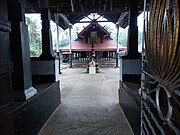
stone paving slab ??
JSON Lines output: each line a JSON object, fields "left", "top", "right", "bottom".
{"left": 38, "top": 68, "right": 133, "bottom": 135}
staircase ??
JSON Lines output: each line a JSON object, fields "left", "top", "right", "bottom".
{"left": 73, "top": 61, "right": 88, "bottom": 68}
{"left": 99, "top": 59, "right": 116, "bottom": 68}
{"left": 72, "top": 59, "right": 116, "bottom": 68}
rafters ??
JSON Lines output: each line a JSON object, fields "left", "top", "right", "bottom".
{"left": 26, "top": 0, "right": 144, "bottom": 29}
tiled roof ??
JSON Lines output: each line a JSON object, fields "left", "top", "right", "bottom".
{"left": 60, "top": 38, "right": 127, "bottom": 52}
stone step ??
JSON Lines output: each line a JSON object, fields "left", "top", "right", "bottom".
{"left": 99, "top": 63, "right": 116, "bottom": 68}
{"left": 72, "top": 61, "right": 116, "bottom": 68}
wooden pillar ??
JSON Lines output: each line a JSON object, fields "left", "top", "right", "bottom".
{"left": 119, "top": 0, "right": 142, "bottom": 95}
{"left": 69, "top": 24, "right": 73, "bottom": 68}
{"left": 127, "top": 0, "right": 141, "bottom": 58}
{"left": 7, "top": 0, "right": 37, "bottom": 101}
{"left": 116, "top": 23, "right": 120, "bottom": 67}
{"left": 119, "top": 0, "right": 142, "bottom": 83}
{"left": 40, "top": 8, "right": 54, "bottom": 58}
{"left": 55, "top": 14, "right": 61, "bottom": 74}
{"left": 31, "top": 8, "right": 59, "bottom": 84}
{"left": 0, "top": 0, "right": 15, "bottom": 134}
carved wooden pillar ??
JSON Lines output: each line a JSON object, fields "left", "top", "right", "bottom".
{"left": 0, "top": 0, "right": 15, "bottom": 134}
{"left": 40, "top": 8, "right": 54, "bottom": 59}
{"left": 7, "top": 0, "right": 37, "bottom": 101}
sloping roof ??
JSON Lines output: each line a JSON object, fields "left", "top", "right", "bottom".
{"left": 78, "top": 22, "right": 110, "bottom": 38}
{"left": 60, "top": 38, "right": 127, "bottom": 52}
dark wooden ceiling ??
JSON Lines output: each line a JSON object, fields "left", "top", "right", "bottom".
{"left": 26, "top": 0, "right": 144, "bottom": 29}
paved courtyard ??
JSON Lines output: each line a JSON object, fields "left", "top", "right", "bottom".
{"left": 38, "top": 68, "right": 133, "bottom": 135}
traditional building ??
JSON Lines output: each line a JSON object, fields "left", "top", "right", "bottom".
{"left": 60, "top": 20, "right": 126, "bottom": 63}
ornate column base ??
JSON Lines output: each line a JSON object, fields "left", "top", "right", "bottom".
{"left": 13, "top": 87, "right": 37, "bottom": 101}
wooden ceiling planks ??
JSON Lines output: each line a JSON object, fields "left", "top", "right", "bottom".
{"left": 26, "top": 0, "right": 143, "bottom": 29}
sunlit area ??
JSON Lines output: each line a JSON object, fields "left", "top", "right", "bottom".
{"left": 137, "top": 12, "right": 144, "bottom": 52}
{"left": 25, "top": 12, "right": 144, "bottom": 57}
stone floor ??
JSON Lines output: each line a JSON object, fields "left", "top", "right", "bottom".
{"left": 38, "top": 68, "right": 133, "bottom": 135}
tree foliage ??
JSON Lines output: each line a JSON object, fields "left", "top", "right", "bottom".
{"left": 138, "top": 31, "right": 143, "bottom": 45}
{"left": 104, "top": 25, "right": 111, "bottom": 32}
{"left": 26, "top": 16, "right": 42, "bottom": 57}
{"left": 110, "top": 27, "right": 143, "bottom": 47}
{"left": 59, "top": 29, "right": 70, "bottom": 47}
{"left": 119, "top": 29, "right": 128, "bottom": 47}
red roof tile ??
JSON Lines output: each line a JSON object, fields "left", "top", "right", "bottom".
{"left": 60, "top": 38, "right": 127, "bottom": 52}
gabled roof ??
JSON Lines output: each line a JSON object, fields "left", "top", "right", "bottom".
{"left": 78, "top": 21, "right": 110, "bottom": 38}
{"left": 60, "top": 22, "right": 126, "bottom": 52}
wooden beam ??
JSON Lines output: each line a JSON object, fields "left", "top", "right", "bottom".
{"left": 104, "top": 13, "right": 117, "bottom": 22}
{"left": 71, "top": 16, "right": 85, "bottom": 24}
{"left": 38, "top": 0, "right": 49, "bottom": 7}
{"left": 104, "top": 0, "right": 107, "bottom": 11}
{"left": 109, "top": 0, "right": 112, "bottom": 11}
{"left": 85, "top": 15, "right": 93, "bottom": 21}
{"left": 117, "top": 12, "right": 129, "bottom": 28}
{"left": 74, "top": 9, "right": 121, "bottom": 14}
{"left": 80, "top": 4, "right": 83, "bottom": 11}
{"left": 95, "top": 15, "right": 103, "bottom": 20}
{"left": 70, "top": 0, "right": 74, "bottom": 12}
{"left": 104, "top": 4, "right": 107, "bottom": 11}
{"left": 58, "top": 13, "right": 70, "bottom": 28}
{"left": 78, "top": 20, "right": 109, "bottom": 23}
{"left": 26, "top": 7, "right": 123, "bottom": 14}
{"left": 79, "top": 0, "right": 83, "bottom": 11}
